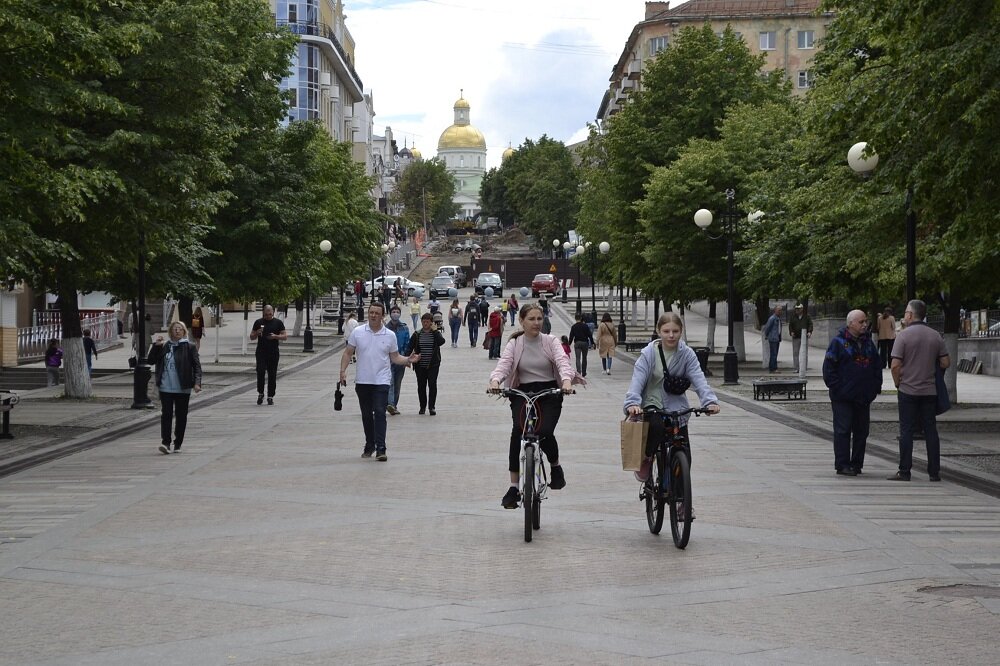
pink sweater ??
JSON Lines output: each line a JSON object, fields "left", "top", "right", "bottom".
{"left": 490, "top": 333, "right": 581, "bottom": 389}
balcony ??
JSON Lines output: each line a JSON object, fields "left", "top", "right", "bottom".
{"left": 276, "top": 19, "right": 363, "bottom": 98}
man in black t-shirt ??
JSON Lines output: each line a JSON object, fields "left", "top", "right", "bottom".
{"left": 250, "top": 305, "right": 287, "bottom": 405}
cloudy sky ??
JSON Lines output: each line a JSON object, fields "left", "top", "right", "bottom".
{"left": 347, "top": 0, "right": 681, "bottom": 169}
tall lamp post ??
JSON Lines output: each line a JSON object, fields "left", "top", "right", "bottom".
{"left": 561, "top": 242, "right": 571, "bottom": 303}
{"left": 303, "top": 239, "right": 332, "bottom": 352}
{"left": 131, "top": 229, "right": 153, "bottom": 409}
{"left": 847, "top": 142, "right": 911, "bottom": 300}
{"left": 574, "top": 241, "right": 587, "bottom": 317}
{"left": 552, "top": 238, "right": 560, "bottom": 259}
{"left": 578, "top": 241, "right": 610, "bottom": 323}
{"left": 618, "top": 270, "right": 626, "bottom": 343}
{"left": 694, "top": 189, "right": 740, "bottom": 385}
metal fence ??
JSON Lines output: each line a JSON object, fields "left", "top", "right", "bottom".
{"left": 17, "top": 311, "right": 120, "bottom": 363}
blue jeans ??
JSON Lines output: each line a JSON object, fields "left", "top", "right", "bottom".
{"left": 449, "top": 319, "right": 461, "bottom": 345}
{"left": 831, "top": 400, "right": 870, "bottom": 471}
{"left": 768, "top": 341, "right": 780, "bottom": 371}
{"left": 388, "top": 365, "right": 405, "bottom": 407}
{"left": 356, "top": 384, "right": 389, "bottom": 454}
{"left": 897, "top": 391, "right": 940, "bottom": 476}
{"left": 468, "top": 320, "right": 479, "bottom": 346}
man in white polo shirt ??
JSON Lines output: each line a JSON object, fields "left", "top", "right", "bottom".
{"left": 340, "top": 303, "right": 419, "bottom": 461}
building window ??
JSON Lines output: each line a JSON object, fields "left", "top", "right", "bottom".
{"left": 797, "top": 70, "right": 815, "bottom": 88}
{"left": 460, "top": 156, "right": 464, "bottom": 168}
{"left": 797, "top": 30, "right": 815, "bottom": 49}
{"left": 288, "top": 3, "right": 297, "bottom": 23}
{"left": 759, "top": 31, "right": 776, "bottom": 51}
{"left": 648, "top": 36, "right": 667, "bottom": 57}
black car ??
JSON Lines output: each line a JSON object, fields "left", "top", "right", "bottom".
{"left": 474, "top": 272, "right": 503, "bottom": 297}
{"left": 429, "top": 275, "right": 456, "bottom": 298}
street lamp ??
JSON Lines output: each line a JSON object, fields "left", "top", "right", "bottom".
{"left": 552, "top": 238, "right": 560, "bottom": 259}
{"left": 694, "top": 188, "right": 740, "bottom": 384}
{"left": 303, "top": 239, "right": 332, "bottom": 352}
{"left": 848, "top": 142, "right": 914, "bottom": 301}
{"left": 585, "top": 241, "right": 610, "bottom": 324}
{"left": 575, "top": 242, "right": 587, "bottom": 317}
{"left": 561, "top": 242, "right": 571, "bottom": 303}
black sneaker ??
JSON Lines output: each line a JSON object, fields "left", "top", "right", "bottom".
{"left": 549, "top": 465, "right": 566, "bottom": 490}
{"left": 257, "top": 393, "right": 264, "bottom": 405}
{"left": 267, "top": 397, "right": 274, "bottom": 406}
{"left": 376, "top": 452, "right": 388, "bottom": 462}
{"left": 362, "top": 449, "right": 374, "bottom": 459}
{"left": 501, "top": 487, "right": 520, "bottom": 509}
{"left": 837, "top": 468, "right": 858, "bottom": 476}
{"left": 887, "top": 471, "right": 911, "bottom": 481}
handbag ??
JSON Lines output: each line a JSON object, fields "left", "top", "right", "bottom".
{"left": 620, "top": 417, "right": 648, "bottom": 471}
{"left": 935, "top": 367, "right": 950, "bottom": 415}
{"left": 333, "top": 381, "right": 344, "bottom": 412}
{"left": 658, "top": 344, "right": 691, "bottom": 395}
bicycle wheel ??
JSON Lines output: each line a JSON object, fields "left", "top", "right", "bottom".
{"left": 645, "top": 449, "right": 666, "bottom": 534}
{"left": 523, "top": 444, "right": 535, "bottom": 542}
{"left": 668, "top": 449, "right": 692, "bottom": 549}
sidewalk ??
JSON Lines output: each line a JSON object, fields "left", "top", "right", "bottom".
{"left": 1, "top": 293, "right": 998, "bottom": 663}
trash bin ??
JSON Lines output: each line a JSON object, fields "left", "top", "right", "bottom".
{"left": 693, "top": 347, "right": 712, "bottom": 377}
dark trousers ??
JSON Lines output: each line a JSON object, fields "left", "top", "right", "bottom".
{"left": 768, "top": 341, "right": 780, "bottom": 371}
{"left": 508, "top": 381, "right": 563, "bottom": 472}
{"left": 831, "top": 400, "right": 870, "bottom": 471}
{"left": 643, "top": 416, "right": 691, "bottom": 464}
{"left": 489, "top": 335, "right": 502, "bottom": 359}
{"left": 878, "top": 339, "right": 894, "bottom": 368}
{"left": 468, "top": 320, "right": 479, "bottom": 346}
{"left": 389, "top": 364, "right": 405, "bottom": 407}
{"left": 413, "top": 363, "right": 440, "bottom": 411}
{"left": 574, "top": 342, "right": 589, "bottom": 376}
{"left": 356, "top": 384, "right": 389, "bottom": 453}
{"left": 897, "top": 391, "right": 940, "bottom": 476}
{"left": 160, "top": 391, "right": 191, "bottom": 447}
{"left": 449, "top": 319, "right": 461, "bottom": 345}
{"left": 255, "top": 350, "right": 278, "bottom": 397}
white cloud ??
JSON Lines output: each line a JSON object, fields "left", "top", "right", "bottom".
{"left": 347, "top": 0, "right": 650, "bottom": 169}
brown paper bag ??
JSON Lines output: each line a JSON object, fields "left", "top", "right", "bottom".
{"left": 620, "top": 417, "right": 648, "bottom": 471}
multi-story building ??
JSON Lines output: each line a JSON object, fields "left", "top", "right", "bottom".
{"left": 597, "top": 0, "right": 832, "bottom": 121}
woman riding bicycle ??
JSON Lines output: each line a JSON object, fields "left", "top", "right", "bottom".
{"left": 489, "top": 303, "right": 581, "bottom": 509}
{"left": 624, "top": 312, "right": 720, "bottom": 485}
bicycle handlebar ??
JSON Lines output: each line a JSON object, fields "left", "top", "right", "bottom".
{"left": 641, "top": 406, "right": 712, "bottom": 419}
{"left": 488, "top": 387, "right": 573, "bottom": 400}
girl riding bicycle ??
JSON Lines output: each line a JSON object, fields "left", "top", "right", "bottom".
{"left": 489, "top": 303, "right": 581, "bottom": 509}
{"left": 624, "top": 312, "right": 720, "bottom": 484}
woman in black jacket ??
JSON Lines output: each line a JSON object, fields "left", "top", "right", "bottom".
{"left": 406, "top": 313, "right": 446, "bottom": 415}
{"left": 147, "top": 321, "right": 202, "bottom": 454}
{"left": 568, "top": 313, "right": 595, "bottom": 377}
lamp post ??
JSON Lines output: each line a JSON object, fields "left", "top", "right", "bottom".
{"left": 574, "top": 242, "right": 586, "bottom": 317}
{"left": 552, "top": 238, "right": 560, "bottom": 260}
{"left": 694, "top": 188, "right": 740, "bottom": 384}
{"left": 847, "top": 142, "right": 911, "bottom": 301}
{"left": 131, "top": 229, "right": 153, "bottom": 409}
{"left": 581, "top": 241, "right": 610, "bottom": 323}
{"left": 618, "top": 270, "right": 626, "bottom": 343}
{"left": 561, "top": 242, "right": 571, "bottom": 303}
{"left": 303, "top": 239, "right": 332, "bottom": 352}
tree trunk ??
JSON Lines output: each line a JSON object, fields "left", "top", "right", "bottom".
{"left": 707, "top": 300, "right": 717, "bottom": 353}
{"left": 177, "top": 295, "right": 193, "bottom": 327}
{"left": 56, "top": 286, "right": 92, "bottom": 399}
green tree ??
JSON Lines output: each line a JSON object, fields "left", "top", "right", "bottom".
{"left": 392, "top": 159, "right": 458, "bottom": 232}
{"left": 479, "top": 167, "right": 515, "bottom": 229}
{"left": 499, "top": 136, "right": 579, "bottom": 249}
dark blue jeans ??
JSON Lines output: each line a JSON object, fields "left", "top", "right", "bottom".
{"left": 468, "top": 320, "right": 479, "bottom": 346}
{"left": 768, "top": 341, "right": 780, "bottom": 371}
{"left": 356, "top": 384, "right": 389, "bottom": 454}
{"left": 897, "top": 391, "right": 940, "bottom": 476}
{"left": 831, "top": 400, "right": 870, "bottom": 471}
{"left": 388, "top": 365, "right": 405, "bottom": 408}
{"left": 449, "top": 319, "right": 461, "bottom": 345}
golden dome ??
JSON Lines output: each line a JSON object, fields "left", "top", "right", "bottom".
{"left": 411, "top": 147, "right": 422, "bottom": 159}
{"left": 454, "top": 97, "right": 470, "bottom": 109}
{"left": 502, "top": 146, "right": 515, "bottom": 160}
{"left": 438, "top": 124, "right": 486, "bottom": 150}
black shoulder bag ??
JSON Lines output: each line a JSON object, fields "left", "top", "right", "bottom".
{"left": 658, "top": 343, "right": 691, "bottom": 395}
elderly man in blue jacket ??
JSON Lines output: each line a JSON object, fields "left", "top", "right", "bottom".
{"left": 822, "top": 309, "right": 883, "bottom": 476}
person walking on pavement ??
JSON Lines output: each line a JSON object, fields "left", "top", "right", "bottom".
{"left": 822, "top": 310, "right": 882, "bottom": 476}
{"left": 44, "top": 338, "right": 63, "bottom": 386}
{"left": 82, "top": 328, "right": 98, "bottom": 377}
{"left": 447, "top": 298, "right": 463, "bottom": 348}
{"left": 406, "top": 313, "right": 446, "bottom": 415}
{"left": 147, "top": 321, "right": 202, "bottom": 455}
{"left": 596, "top": 312, "right": 618, "bottom": 375}
{"left": 340, "top": 303, "right": 420, "bottom": 461}
{"left": 763, "top": 305, "right": 783, "bottom": 373}
{"left": 876, "top": 306, "right": 897, "bottom": 369}
{"left": 487, "top": 306, "right": 505, "bottom": 359}
{"left": 190, "top": 306, "right": 205, "bottom": 351}
{"left": 464, "top": 294, "right": 481, "bottom": 347}
{"left": 409, "top": 296, "right": 421, "bottom": 331}
{"left": 250, "top": 305, "right": 287, "bottom": 405}
{"left": 477, "top": 295, "right": 489, "bottom": 328}
{"left": 385, "top": 305, "right": 410, "bottom": 415}
{"left": 788, "top": 304, "right": 813, "bottom": 373}
{"left": 488, "top": 303, "right": 580, "bottom": 509}
{"left": 888, "top": 299, "right": 950, "bottom": 482}
{"left": 506, "top": 294, "right": 519, "bottom": 325}
{"left": 568, "top": 312, "right": 595, "bottom": 377}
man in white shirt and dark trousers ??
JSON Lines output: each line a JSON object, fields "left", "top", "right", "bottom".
{"left": 339, "top": 303, "right": 419, "bottom": 461}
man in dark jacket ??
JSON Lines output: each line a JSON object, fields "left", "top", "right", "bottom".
{"left": 822, "top": 309, "right": 882, "bottom": 476}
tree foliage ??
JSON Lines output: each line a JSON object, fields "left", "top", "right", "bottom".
{"left": 391, "top": 158, "right": 458, "bottom": 231}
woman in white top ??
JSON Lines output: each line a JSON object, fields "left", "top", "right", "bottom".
{"left": 488, "top": 304, "right": 579, "bottom": 509}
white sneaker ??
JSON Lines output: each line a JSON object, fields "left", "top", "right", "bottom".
{"left": 158, "top": 443, "right": 171, "bottom": 455}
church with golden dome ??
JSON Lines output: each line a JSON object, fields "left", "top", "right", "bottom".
{"left": 437, "top": 91, "right": 487, "bottom": 220}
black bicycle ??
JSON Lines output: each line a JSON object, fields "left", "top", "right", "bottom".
{"left": 639, "top": 406, "right": 710, "bottom": 549}
{"left": 493, "top": 387, "right": 567, "bottom": 542}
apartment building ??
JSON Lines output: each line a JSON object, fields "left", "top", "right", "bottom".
{"left": 597, "top": 0, "right": 832, "bottom": 121}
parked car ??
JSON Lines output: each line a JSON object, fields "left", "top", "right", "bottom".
{"left": 365, "top": 275, "right": 425, "bottom": 297}
{"left": 454, "top": 238, "right": 475, "bottom": 253}
{"left": 531, "top": 273, "right": 558, "bottom": 297}
{"left": 437, "top": 265, "right": 467, "bottom": 288}
{"left": 429, "top": 275, "right": 456, "bottom": 298}
{"left": 474, "top": 272, "right": 503, "bottom": 297}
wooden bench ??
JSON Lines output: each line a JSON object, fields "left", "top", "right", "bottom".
{"left": 752, "top": 379, "right": 807, "bottom": 401}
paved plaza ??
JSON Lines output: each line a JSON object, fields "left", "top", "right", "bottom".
{"left": 1, "top": 301, "right": 999, "bottom": 664}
